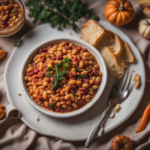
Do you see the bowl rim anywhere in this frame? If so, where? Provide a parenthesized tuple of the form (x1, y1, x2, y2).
(21, 37, 108, 118)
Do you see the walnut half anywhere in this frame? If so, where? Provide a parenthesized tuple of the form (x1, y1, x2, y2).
(133, 74, 140, 89)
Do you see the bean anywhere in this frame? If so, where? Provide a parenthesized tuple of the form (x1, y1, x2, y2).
(86, 99, 91, 102)
(79, 61, 84, 68)
(33, 94, 38, 98)
(82, 95, 85, 100)
(38, 86, 45, 89)
(4, 4, 13, 10)
(2, 14, 8, 20)
(57, 102, 61, 107)
(43, 82, 48, 87)
(83, 52, 90, 56)
(24, 76, 28, 81)
(14, 4, 20, 8)
(94, 64, 99, 69)
(59, 41, 67, 47)
(72, 49, 78, 55)
(55, 97, 59, 101)
(95, 76, 101, 84)
(28, 77, 33, 82)
(76, 80, 82, 85)
(67, 53, 72, 59)
(85, 95, 90, 99)
(82, 83, 89, 88)
(49, 98, 53, 104)
(45, 101, 49, 107)
(47, 90, 54, 94)
(65, 94, 71, 100)
(27, 67, 33, 73)
(14, 18, 18, 23)
(29, 89, 33, 94)
(65, 86, 70, 92)
(69, 80, 76, 85)
(89, 60, 93, 65)
(62, 104, 67, 108)
(92, 85, 99, 89)
(70, 94, 75, 101)
(43, 91, 47, 99)
(35, 89, 39, 94)
(60, 90, 64, 96)
(62, 77, 67, 84)
(72, 103, 78, 109)
(37, 82, 42, 85)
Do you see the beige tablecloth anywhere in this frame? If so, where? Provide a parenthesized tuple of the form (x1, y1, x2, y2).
(0, 0, 150, 149)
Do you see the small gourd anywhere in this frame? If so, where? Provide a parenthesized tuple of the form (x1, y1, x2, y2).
(0, 105, 6, 119)
(139, 18, 150, 39)
(111, 135, 133, 150)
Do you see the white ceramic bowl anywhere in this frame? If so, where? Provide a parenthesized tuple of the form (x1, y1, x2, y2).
(21, 38, 107, 118)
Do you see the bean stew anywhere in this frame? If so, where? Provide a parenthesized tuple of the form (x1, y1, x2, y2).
(24, 41, 103, 113)
(0, 0, 23, 29)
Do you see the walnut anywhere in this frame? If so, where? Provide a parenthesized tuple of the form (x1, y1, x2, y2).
(133, 74, 140, 89)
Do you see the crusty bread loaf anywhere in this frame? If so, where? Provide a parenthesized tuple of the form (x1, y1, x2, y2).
(81, 20, 135, 79)
(81, 20, 105, 46)
(100, 47, 124, 78)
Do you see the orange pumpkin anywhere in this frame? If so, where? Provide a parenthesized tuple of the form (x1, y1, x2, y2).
(111, 135, 133, 150)
(0, 105, 6, 119)
(105, 0, 135, 26)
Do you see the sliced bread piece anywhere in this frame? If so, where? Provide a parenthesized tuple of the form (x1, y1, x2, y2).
(100, 47, 124, 78)
(106, 30, 124, 57)
(81, 20, 105, 46)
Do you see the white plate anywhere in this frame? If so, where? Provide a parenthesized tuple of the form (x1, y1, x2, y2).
(4, 21, 146, 141)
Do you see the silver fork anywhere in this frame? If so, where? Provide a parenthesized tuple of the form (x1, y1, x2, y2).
(85, 70, 132, 148)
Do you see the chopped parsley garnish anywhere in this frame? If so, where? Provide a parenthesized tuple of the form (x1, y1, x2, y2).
(49, 103, 55, 109)
(47, 67, 52, 71)
(77, 74, 86, 79)
(76, 68, 80, 72)
(74, 65, 77, 68)
(88, 69, 90, 72)
(46, 72, 50, 77)
(13, 39, 21, 47)
(60, 57, 72, 70)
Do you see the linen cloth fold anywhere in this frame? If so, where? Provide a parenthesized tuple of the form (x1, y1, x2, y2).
(0, 0, 150, 150)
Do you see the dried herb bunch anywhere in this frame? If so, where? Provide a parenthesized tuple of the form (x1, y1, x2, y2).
(25, 0, 99, 31)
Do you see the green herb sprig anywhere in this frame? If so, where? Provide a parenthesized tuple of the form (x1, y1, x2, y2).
(25, 0, 99, 31)
(13, 39, 21, 47)
(49, 103, 55, 109)
(50, 58, 71, 90)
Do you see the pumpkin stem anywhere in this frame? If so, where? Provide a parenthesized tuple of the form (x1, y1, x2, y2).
(119, 1, 124, 11)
